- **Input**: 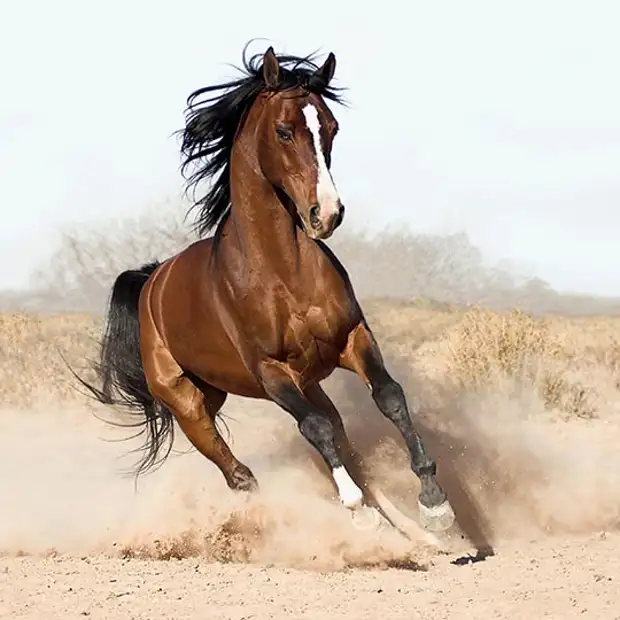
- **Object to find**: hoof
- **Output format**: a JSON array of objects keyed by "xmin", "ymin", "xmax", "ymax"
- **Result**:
[
  {"xmin": 418, "ymin": 499, "xmax": 456, "ymax": 532},
  {"xmin": 229, "ymin": 465, "xmax": 259, "ymax": 493},
  {"xmin": 351, "ymin": 505, "xmax": 383, "ymax": 532}
]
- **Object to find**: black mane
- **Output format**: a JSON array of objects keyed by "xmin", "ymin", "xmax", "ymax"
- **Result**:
[{"xmin": 179, "ymin": 42, "xmax": 346, "ymax": 237}]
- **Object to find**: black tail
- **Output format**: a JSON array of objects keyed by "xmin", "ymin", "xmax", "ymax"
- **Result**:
[{"xmin": 77, "ymin": 260, "xmax": 176, "ymax": 477}]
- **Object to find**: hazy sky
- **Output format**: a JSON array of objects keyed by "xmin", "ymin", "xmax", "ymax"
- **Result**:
[{"xmin": 1, "ymin": 0, "xmax": 619, "ymax": 295}]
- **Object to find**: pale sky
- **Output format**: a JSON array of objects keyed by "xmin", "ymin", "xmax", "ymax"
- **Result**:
[{"xmin": 1, "ymin": 0, "xmax": 619, "ymax": 295}]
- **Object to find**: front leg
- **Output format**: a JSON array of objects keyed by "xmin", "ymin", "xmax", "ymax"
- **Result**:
[
  {"xmin": 339, "ymin": 322, "xmax": 455, "ymax": 532},
  {"xmin": 259, "ymin": 360, "xmax": 364, "ymax": 511}
]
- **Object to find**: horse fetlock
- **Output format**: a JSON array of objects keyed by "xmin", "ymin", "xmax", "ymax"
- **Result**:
[
  {"xmin": 298, "ymin": 413, "xmax": 340, "ymax": 469},
  {"xmin": 412, "ymin": 460, "xmax": 437, "ymax": 479},
  {"xmin": 418, "ymin": 472, "xmax": 447, "ymax": 508}
]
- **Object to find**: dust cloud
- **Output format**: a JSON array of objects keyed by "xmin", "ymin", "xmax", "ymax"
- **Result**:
[
  {"xmin": 0, "ymin": 396, "xmax": 431, "ymax": 571},
  {"xmin": 322, "ymin": 365, "xmax": 620, "ymax": 547},
  {"xmin": 1, "ymin": 357, "xmax": 619, "ymax": 570}
]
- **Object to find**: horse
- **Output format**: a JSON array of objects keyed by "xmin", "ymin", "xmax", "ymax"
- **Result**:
[{"xmin": 83, "ymin": 44, "xmax": 456, "ymax": 534}]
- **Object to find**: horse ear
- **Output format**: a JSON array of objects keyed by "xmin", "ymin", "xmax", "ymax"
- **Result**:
[
  {"xmin": 262, "ymin": 46, "xmax": 280, "ymax": 89},
  {"xmin": 314, "ymin": 52, "xmax": 336, "ymax": 86}
]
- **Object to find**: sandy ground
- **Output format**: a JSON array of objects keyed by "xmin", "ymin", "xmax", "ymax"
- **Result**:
[
  {"xmin": 4, "ymin": 532, "xmax": 620, "ymax": 620},
  {"xmin": 2, "ymin": 369, "xmax": 620, "ymax": 619},
  {"xmin": 2, "ymin": 306, "xmax": 620, "ymax": 618}
]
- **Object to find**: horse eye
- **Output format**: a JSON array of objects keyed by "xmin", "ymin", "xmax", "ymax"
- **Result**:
[{"xmin": 276, "ymin": 126, "xmax": 292, "ymax": 142}]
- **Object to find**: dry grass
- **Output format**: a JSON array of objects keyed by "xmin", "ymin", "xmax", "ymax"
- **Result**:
[
  {"xmin": 0, "ymin": 313, "xmax": 100, "ymax": 407},
  {"xmin": 582, "ymin": 336, "xmax": 620, "ymax": 391},
  {"xmin": 1, "ymin": 303, "xmax": 618, "ymax": 421}
]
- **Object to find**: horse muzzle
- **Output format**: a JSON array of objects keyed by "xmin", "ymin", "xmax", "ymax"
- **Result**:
[{"xmin": 306, "ymin": 202, "xmax": 345, "ymax": 239}]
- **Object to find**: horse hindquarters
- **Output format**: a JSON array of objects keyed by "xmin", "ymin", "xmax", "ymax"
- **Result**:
[{"xmin": 136, "ymin": 263, "xmax": 258, "ymax": 491}]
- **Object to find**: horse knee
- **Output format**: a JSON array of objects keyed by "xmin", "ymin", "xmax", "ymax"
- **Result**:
[{"xmin": 372, "ymin": 380, "xmax": 407, "ymax": 421}]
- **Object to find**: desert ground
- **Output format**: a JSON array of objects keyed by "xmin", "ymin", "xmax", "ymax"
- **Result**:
[{"xmin": 2, "ymin": 300, "xmax": 620, "ymax": 619}]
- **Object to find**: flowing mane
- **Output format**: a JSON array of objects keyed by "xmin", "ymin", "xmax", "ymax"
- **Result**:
[{"xmin": 179, "ymin": 43, "xmax": 347, "ymax": 237}]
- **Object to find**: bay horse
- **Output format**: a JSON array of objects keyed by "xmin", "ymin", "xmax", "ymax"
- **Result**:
[{"xmin": 85, "ymin": 44, "xmax": 455, "ymax": 533}]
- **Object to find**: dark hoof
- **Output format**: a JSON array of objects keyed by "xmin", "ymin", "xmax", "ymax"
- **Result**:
[
  {"xmin": 418, "ymin": 499, "xmax": 456, "ymax": 532},
  {"xmin": 228, "ymin": 465, "xmax": 258, "ymax": 493}
]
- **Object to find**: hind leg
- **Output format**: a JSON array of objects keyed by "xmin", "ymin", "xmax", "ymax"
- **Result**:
[
  {"xmin": 174, "ymin": 380, "xmax": 257, "ymax": 492},
  {"xmin": 141, "ymin": 341, "xmax": 257, "ymax": 492}
]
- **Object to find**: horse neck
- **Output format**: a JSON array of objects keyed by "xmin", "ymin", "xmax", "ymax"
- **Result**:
[{"xmin": 226, "ymin": 141, "xmax": 306, "ymax": 271}]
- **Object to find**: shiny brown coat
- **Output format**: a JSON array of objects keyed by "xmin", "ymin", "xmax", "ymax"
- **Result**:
[{"xmin": 85, "ymin": 46, "xmax": 454, "ymax": 533}]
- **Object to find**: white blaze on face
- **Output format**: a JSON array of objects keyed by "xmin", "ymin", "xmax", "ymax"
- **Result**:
[
  {"xmin": 332, "ymin": 465, "xmax": 364, "ymax": 509},
  {"xmin": 302, "ymin": 102, "xmax": 341, "ymax": 218}
]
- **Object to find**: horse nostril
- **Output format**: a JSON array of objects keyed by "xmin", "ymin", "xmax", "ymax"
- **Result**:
[
  {"xmin": 309, "ymin": 204, "xmax": 321, "ymax": 228},
  {"xmin": 336, "ymin": 203, "xmax": 345, "ymax": 226}
]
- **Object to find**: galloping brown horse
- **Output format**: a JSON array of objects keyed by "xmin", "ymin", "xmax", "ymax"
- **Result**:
[{"xmin": 86, "ymin": 44, "xmax": 455, "ymax": 533}]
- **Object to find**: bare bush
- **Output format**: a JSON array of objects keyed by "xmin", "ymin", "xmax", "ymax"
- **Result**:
[
  {"xmin": 331, "ymin": 226, "xmax": 517, "ymax": 305},
  {"xmin": 3, "ymin": 200, "xmax": 619, "ymax": 316},
  {"xmin": 25, "ymin": 200, "xmax": 197, "ymax": 314},
  {"xmin": 443, "ymin": 308, "xmax": 601, "ymax": 419},
  {"xmin": 14, "ymin": 204, "xmax": 535, "ymax": 314}
]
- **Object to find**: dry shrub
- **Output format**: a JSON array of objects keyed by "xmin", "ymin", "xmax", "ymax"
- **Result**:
[
  {"xmin": 362, "ymin": 300, "xmax": 462, "ymax": 360},
  {"xmin": 584, "ymin": 337, "xmax": 620, "ymax": 391},
  {"xmin": 610, "ymin": 340, "xmax": 620, "ymax": 389},
  {"xmin": 444, "ymin": 308, "xmax": 598, "ymax": 418}
]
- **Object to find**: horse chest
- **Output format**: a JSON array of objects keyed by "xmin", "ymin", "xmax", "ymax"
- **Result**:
[{"xmin": 282, "ymin": 305, "xmax": 345, "ymax": 378}]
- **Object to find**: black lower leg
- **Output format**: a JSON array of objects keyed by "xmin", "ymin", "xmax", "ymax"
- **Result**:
[
  {"xmin": 298, "ymin": 413, "xmax": 342, "ymax": 470},
  {"xmin": 372, "ymin": 379, "xmax": 446, "ymax": 508},
  {"xmin": 266, "ymin": 382, "xmax": 343, "ymax": 472}
]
